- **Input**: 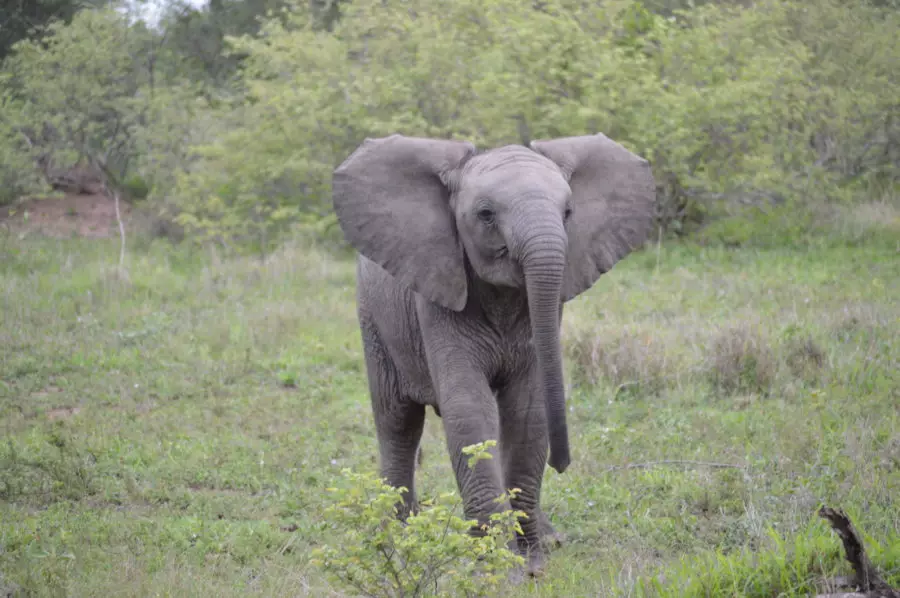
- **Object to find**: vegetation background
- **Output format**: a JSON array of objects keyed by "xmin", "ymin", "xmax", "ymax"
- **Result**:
[{"xmin": 0, "ymin": 0, "xmax": 898, "ymax": 596}]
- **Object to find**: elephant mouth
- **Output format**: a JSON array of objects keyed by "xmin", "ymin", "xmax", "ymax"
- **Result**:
[{"xmin": 494, "ymin": 246, "xmax": 509, "ymax": 259}]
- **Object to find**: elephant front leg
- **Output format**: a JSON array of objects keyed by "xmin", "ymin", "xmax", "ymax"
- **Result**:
[
  {"xmin": 497, "ymin": 367, "xmax": 553, "ymax": 576},
  {"xmin": 436, "ymin": 376, "xmax": 509, "ymax": 530}
]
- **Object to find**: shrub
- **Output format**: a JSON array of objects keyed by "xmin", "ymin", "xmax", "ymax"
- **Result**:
[
  {"xmin": 566, "ymin": 326, "xmax": 672, "ymax": 395},
  {"xmin": 311, "ymin": 441, "xmax": 527, "ymax": 597},
  {"xmin": 694, "ymin": 203, "xmax": 818, "ymax": 249},
  {"xmin": 707, "ymin": 324, "xmax": 777, "ymax": 396},
  {"xmin": 785, "ymin": 336, "xmax": 827, "ymax": 386},
  {"xmin": 121, "ymin": 174, "xmax": 150, "ymax": 201}
]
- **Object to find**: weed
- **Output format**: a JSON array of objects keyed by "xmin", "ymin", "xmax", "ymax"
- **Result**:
[
  {"xmin": 0, "ymin": 431, "xmax": 97, "ymax": 503},
  {"xmin": 707, "ymin": 324, "xmax": 777, "ymax": 396},
  {"xmin": 566, "ymin": 325, "xmax": 672, "ymax": 395},
  {"xmin": 785, "ymin": 336, "xmax": 826, "ymax": 385}
]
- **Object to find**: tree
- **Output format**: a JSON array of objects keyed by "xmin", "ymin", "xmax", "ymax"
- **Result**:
[
  {"xmin": 3, "ymin": 9, "xmax": 151, "ymax": 186},
  {"xmin": 0, "ymin": 0, "xmax": 110, "ymax": 62},
  {"xmin": 153, "ymin": 0, "xmax": 345, "ymax": 87}
]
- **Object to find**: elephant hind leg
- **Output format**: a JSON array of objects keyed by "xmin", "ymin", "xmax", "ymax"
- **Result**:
[
  {"xmin": 360, "ymin": 322, "xmax": 425, "ymax": 518},
  {"xmin": 375, "ymin": 399, "xmax": 425, "ymax": 518}
]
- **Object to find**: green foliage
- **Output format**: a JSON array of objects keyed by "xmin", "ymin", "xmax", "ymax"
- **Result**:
[
  {"xmin": 2, "ymin": 8, "xmax": 152, "ymax": 194},
  {"xmin": 0, "ymin": 0, "xmax": 110, "ymax": 61},
  {"xmin": 642, "ymin": 526, "xmax": 846, "ymax": 596},
  {"xmin": 0, "ymin": 88, "xmax": 47, "ymax": 205},
  {"xmin": 0, "ymin": 431, "xmax": 97, "ymax": 502},
  {"xmin": 156, "ymin": 0, "xmax": 345, "ymax": 86},
  {"xmin": 694, "ymin": 204, "xmax": 818, "ymax": 249},
  {"xmin": 311, "ymin": 441, "xmax": 526, "ymax": 598},
  {"xmin": 121, "ymin": 174, "xmax": 150, "ymax": 200},
  {"xmin": 462, "ymin": 439, "xmax": 497, "ymax": 469},
  {"xmin": 0, "ymin": 5, "xmax": 221, "ymax": 211},
  {"xmin": 159, "ymin": 0, "xmax": 898, "ymax": 250},
  {"xmin": 644, "ymin": 519, "xmax": 900, "ymax": 596}
]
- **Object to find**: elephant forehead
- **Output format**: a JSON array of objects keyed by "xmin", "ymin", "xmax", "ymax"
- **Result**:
[
  {"xmin": 465, "ymin": 145, "xmax": 558, "ymax": 174},
  {"xmin": 461, "ymin": 147, "xmax": 570, "ymax": 197}
]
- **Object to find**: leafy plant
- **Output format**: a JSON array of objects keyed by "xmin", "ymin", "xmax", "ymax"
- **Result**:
[{"xmin": 311, "ymin": 440, "xmax": 527, "ymax": 597}]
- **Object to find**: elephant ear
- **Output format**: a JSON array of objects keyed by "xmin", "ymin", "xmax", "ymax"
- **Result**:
[
  {"xmin": 333, "ymin": 134, "xmax": 476, "ymax": 311},
  {"xmin": 529, "ymin": 133, "xmax": 656, "ymax": 302}
]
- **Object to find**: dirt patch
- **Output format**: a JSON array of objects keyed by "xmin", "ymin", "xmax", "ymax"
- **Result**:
[
  {"xmin": 46, "ymin": 406, "xmax": 81, "ymax": 421},
  {"xmin": 31, "ymin": 385, "xmax": 64, "ymax": 399},
  {"xmin": 1, "ymin": 192, "xmax": 130, "ymax": 239}
]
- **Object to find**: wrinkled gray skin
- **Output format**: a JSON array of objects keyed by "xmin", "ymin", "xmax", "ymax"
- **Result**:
[{"xmin": 332, "ymin": 133, "xmax": 656, "ymax": 575}]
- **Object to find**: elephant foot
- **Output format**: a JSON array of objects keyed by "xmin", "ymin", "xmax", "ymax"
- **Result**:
[
  {"xmin": 506, "ymin": 544, "xmax": 547, "ymax": 585},
  {"xmin": 503, "ymin": 510, "xmax": 562, "ymax": 583},
  {"xmin": 525, "ymin": 547, "xmax": 546, "ymax": 577},
  {"xmin": 536, "ymin": 509, "xmax": 566, "ymax": 551}
]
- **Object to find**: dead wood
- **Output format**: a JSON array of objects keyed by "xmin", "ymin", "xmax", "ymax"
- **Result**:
[{"xmin": 816, "ymin": 506, "xmax": 899, "ymax": 598}]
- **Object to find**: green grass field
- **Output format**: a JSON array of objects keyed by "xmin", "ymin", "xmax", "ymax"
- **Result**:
[{"xmin": 1, "ymin": 206, "xmax": 898, "ymax": 596}]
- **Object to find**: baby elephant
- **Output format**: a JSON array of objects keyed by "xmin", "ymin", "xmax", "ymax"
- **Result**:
[{"xmin": 332, "ymin": 133, "xmax": 656, "ymax": 575}]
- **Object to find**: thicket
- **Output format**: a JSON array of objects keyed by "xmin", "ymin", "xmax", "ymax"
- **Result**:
[{"xmin": 0, "ymin": 0, "xmax": 897, "ymax": 251}]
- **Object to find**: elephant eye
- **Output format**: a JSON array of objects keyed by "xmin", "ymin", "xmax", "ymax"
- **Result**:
[
  {"xmin": 477, "ymin": 208, "xmax": 495, "ymax": 224},
  {"xmin": 564, "ymin": 207, "xmax": 573, "ymax": 221}
]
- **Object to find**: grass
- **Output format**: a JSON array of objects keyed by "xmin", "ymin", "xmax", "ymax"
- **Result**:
[{"xmin": 1, "ymin": 205, "xmax": 898, "ymax": 597}]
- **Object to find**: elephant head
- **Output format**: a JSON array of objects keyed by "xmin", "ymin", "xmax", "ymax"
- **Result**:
[{"xmin": 332, "ymin": 134, "xmax": 656, "ymax": 474}]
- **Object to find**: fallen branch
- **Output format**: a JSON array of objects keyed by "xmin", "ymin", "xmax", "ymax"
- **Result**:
[
  {"xmin": 602, "ymin": 460, "xmax": 745, "ymax": 473},
  {"xmin": 816, "ymin": 506, "xmax": 899, "ymax": 598}
]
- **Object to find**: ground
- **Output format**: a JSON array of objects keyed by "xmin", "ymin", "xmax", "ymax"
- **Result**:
[
  {"xmin": 0, "ymin": 198, "xmax": 898, "ymax": 596},
  {"xmin": 0, "ymin": 192, "xmax": 128, "ymax": 239}
]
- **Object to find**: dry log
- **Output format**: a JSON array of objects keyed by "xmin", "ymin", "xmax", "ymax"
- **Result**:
[{"xmin": 816, "ymin": 506, "xmax": 899, "ymax": 598}]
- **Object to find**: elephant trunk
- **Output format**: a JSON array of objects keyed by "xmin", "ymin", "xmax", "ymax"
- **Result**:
[{"xmin": 519, "ymin": 223, "xmax": 570, "ymax": 474}]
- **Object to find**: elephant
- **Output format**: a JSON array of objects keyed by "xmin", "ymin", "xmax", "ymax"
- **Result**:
[{"xmin": 332, "ymin": 133, "xmax": 656, "ymax": 575}]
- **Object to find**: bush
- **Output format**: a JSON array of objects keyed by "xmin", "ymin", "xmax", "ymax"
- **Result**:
[
  {"xmin": 785, "ymin": 336, "xmax": 827, "ymax": 386},
  {"xmin": 121, "ymin": 174, "xmax": 150, "ymax": 200},
  {"xmin": 707, "ymin": 324, "xmax": 777, "ymax": 396},
  {"xmin": 694, "ymin": 203, "xmax": 818, "ymax": 249},
  {"xmin": 566, "ymin": 326, "xmax": 672, "ymax": 395},
  {"xmin": 311, "ymin": 441, "xmax": 527, "ymax": 597}
]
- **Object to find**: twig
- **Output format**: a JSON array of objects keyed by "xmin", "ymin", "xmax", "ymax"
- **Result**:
[
  {"xmin": 113, "ymin": 188, "xmax": 126, "ymax": 271},
  {"xmin": 602, "ymin": 460, "xmax": 746, "ymax": 473},
  {"xmin": 817, "ymin": 506, "xmax": 899, "ymax": 597},
  {"xmin": 90, "ymin": 155, "xmax": 128, "ymax": 274}
]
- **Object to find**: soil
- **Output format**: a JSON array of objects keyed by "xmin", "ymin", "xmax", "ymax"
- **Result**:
[{"xmin": 0, "ymin": 191, "xmax": 130, "ymax": 239}]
